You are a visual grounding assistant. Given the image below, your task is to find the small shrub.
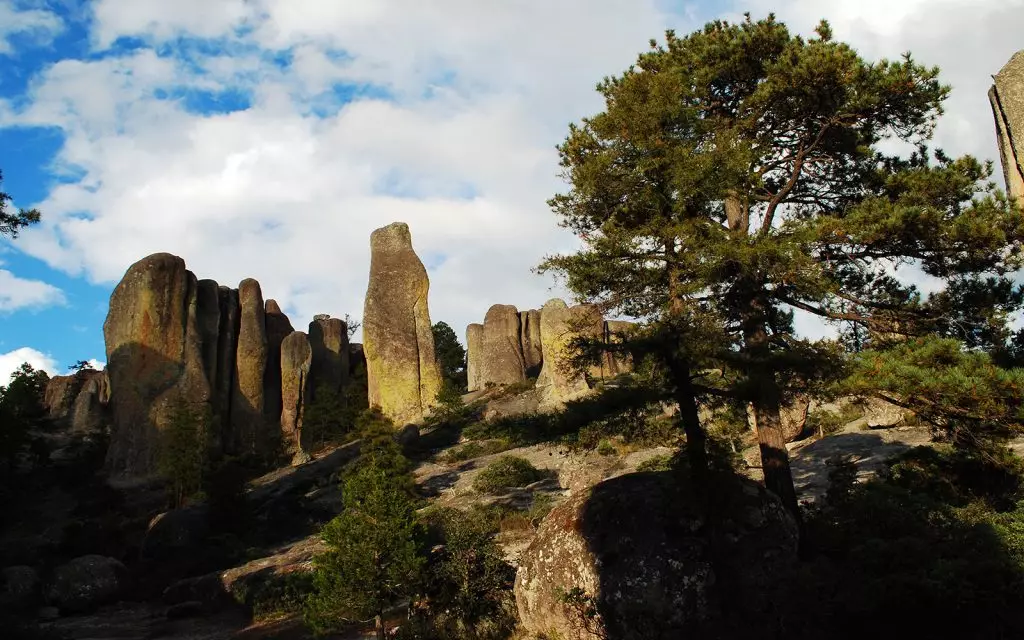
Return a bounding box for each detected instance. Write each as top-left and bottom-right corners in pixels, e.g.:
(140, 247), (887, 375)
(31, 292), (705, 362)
(473, 456), (545, 494)
(440, 439), (512, 464)
(596, 439), (616, 456)
(635, 453), (674, 473)
(807, 404), (863, 438)
(235, 570), (315, 622)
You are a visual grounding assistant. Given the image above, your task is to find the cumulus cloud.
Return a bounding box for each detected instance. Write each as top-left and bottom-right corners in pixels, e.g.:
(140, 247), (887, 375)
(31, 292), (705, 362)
(1, 0), (1022, 345)
(0, 346), (58, 384)
(0, 265), (66, 312)
(0, 1), (63, 54)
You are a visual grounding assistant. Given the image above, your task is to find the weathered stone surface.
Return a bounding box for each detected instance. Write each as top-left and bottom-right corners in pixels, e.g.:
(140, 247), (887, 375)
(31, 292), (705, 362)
(480, 304), (526, 387)
(195, 279), (221, 396)
(520, 309), (543, 376)
(280, 331), (312, 459)
(991, 50), (1024, 205)
(308, 316), (348, 400)
(47, 555), (128, 613)
(70, 370), (109, 433)
(213, 286), (240, 431)
(44, 375), (83, 423)
(231, 278), (268, 456)
(263, 299), (294, 427)
(363, 222), (443, 425)
(604, 320), (636, 375)
(864, 397), (909, 429)
(574, 304), (608, 380)
(103, 253), (211, 477)
(748, 394), (811, 443)
(348, 343), (365, 375)
(466, 323), (484, 392)
(537, 299), (592, 410)
(514, 473), (799, 640)
(1, 565), (41, 610)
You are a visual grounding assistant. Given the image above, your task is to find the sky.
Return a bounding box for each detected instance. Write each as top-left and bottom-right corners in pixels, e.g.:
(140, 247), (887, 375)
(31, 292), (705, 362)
(0, 0), (1022, 384)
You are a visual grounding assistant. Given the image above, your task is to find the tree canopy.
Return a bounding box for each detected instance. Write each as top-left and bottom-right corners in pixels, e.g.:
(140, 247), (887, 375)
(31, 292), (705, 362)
(0, 170), (41, 239)
(540, 13), (1024, 514)
(432, 321), (467, 391)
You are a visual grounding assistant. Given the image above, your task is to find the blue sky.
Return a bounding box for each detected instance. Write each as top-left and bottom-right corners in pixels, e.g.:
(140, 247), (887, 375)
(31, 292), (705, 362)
(0, 0), (1022, 383)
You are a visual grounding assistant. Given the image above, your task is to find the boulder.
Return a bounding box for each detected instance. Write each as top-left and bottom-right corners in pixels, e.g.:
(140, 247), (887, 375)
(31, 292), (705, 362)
(1, 565), (41, 610)
(231, 278), (268, 456)
(864, 397), (909, 429)
(69, 370), (109, 433)
(140, 507), (210, 562)
(103, 253), (211, 476)
(263, 299), (295, 426)
(480, 304), (526, 387)
(214, 286), (240, 431)
(466, 323), (484, 392)
(363, 222), (443, 425)
(991, 50), (1024, 205)
(520, 309), (543, 376)
(280, 331), (312, 458)
(537, 299), (592, 410)
(47, 555), (128, 613)
(308, 316), (349, 400)
(514, 473), (799, 640)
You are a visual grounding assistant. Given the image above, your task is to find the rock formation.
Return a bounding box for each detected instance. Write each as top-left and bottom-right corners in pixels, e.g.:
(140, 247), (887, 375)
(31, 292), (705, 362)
(308, 315), (348, 400)
(465, 323), (484, 392)
(537, 299), (592, 410)
(573, 304), (608, 380)
(514, 473), (798, 640)
(230, 279), (268, 456)
(280, 332), (312, 462)
(70, 370), (109, 433)
(748, 394), (810, 443)
(363, 222), (443, 425)
(520, 309), (543, 376)
(480, 304), (526, 387)
(604, 320), (636, 376)
(263, 299), (294, 426)
(195, 280), (221, 396)
(214, 286), (240, 429)
(103, 253), (211, 476)
(991, 50), (1024, 205)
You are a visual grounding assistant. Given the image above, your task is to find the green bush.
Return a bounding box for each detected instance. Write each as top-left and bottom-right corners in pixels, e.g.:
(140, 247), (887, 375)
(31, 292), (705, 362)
(472, 456), (545, 494)
(596, 439), (616, 456)
(635, 453), (674, 473)
(234, 570), (315, 622)
(440, 439), (512, 464)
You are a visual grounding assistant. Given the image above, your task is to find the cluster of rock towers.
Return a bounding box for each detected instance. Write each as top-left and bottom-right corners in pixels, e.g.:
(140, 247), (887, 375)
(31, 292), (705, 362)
(465, 301), (634, 408)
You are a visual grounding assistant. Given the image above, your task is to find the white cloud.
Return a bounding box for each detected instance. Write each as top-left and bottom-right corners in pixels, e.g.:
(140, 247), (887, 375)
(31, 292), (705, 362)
(0, 346), (58, 384)
(2, 0), (1022, 346)
(0, 0), (63, 54)
(0, 265), (66, 312)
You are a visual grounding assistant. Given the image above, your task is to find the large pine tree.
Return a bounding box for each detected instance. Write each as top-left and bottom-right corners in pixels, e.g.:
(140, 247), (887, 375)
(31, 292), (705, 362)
(541, 14), (1024, 514)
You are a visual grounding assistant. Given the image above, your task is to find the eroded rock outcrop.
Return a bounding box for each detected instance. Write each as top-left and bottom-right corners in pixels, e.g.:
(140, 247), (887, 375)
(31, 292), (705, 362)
(466, 323), (484, 392)
(231, 279), (268, 455)
(537, 299), (592, 410)
(263, 299), (294, 426)
(520, 309), (543, 376)
(280, 331), (312, 460)
(214, 286), (240, 429)
(103, 253), (211, 476)
(480, 304), (526, 387)
(70, 370), (109, 433)
(991, 50), (1024, 205)
(308, 316), (348, 400)
(363, 222), (442, 425)
(514, 473), (799, 640)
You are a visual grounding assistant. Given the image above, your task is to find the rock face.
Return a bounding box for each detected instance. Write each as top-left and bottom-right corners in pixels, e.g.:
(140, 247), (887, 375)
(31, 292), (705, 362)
(363, 222), (443, 425)
(103, 254), (211, 476)
(195, 279), (221, 397)
(520, 309), (543, 377)
(748, 394), (811, 443)
(280, 331), (313, 458)
(537, 299), (592, 410)
(480, 304), (526, 387)
(70, 370), (109, 433)
(45, 370), (106, 430)
(991, 50), (1024, 205)
(864, 397), (908, 428)
(466, 323), (484, 392)
(308, 316), (348, 399)
(263, 299), (294, 427)
(44, 375), (83, 422)
(231, 278), (268, 456)
(514, 473), (799, 640)
(47, 555), (128, 613)
(214, 286), (240, 430)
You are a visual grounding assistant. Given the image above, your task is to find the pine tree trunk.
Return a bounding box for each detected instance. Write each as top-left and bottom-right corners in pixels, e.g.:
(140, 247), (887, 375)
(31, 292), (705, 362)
(376, 612), (385, 640)
(668, 358), (708, 496)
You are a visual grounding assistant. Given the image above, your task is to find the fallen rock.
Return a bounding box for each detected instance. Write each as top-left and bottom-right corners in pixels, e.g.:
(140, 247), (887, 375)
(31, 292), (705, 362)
(514, 472), (798, 640)
(1, 565), (41, 610)
(47, 555), (128, 613)
(481, 304), (526, 387)
(363, 222), (443, 425)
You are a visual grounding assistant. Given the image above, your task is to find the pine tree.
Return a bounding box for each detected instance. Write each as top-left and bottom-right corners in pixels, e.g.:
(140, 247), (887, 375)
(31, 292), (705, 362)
(157, 396), (211, 508)
(541, 14), (1024, 514)
(0, 170), (40, 238)
(432, 321), (467, 391)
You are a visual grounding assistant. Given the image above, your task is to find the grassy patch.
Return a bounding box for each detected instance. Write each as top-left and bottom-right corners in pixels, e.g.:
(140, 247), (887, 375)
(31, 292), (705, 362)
(473, 456), (546, 494)
(439, 438), (513, 464)
(635, 453), (674, 473)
